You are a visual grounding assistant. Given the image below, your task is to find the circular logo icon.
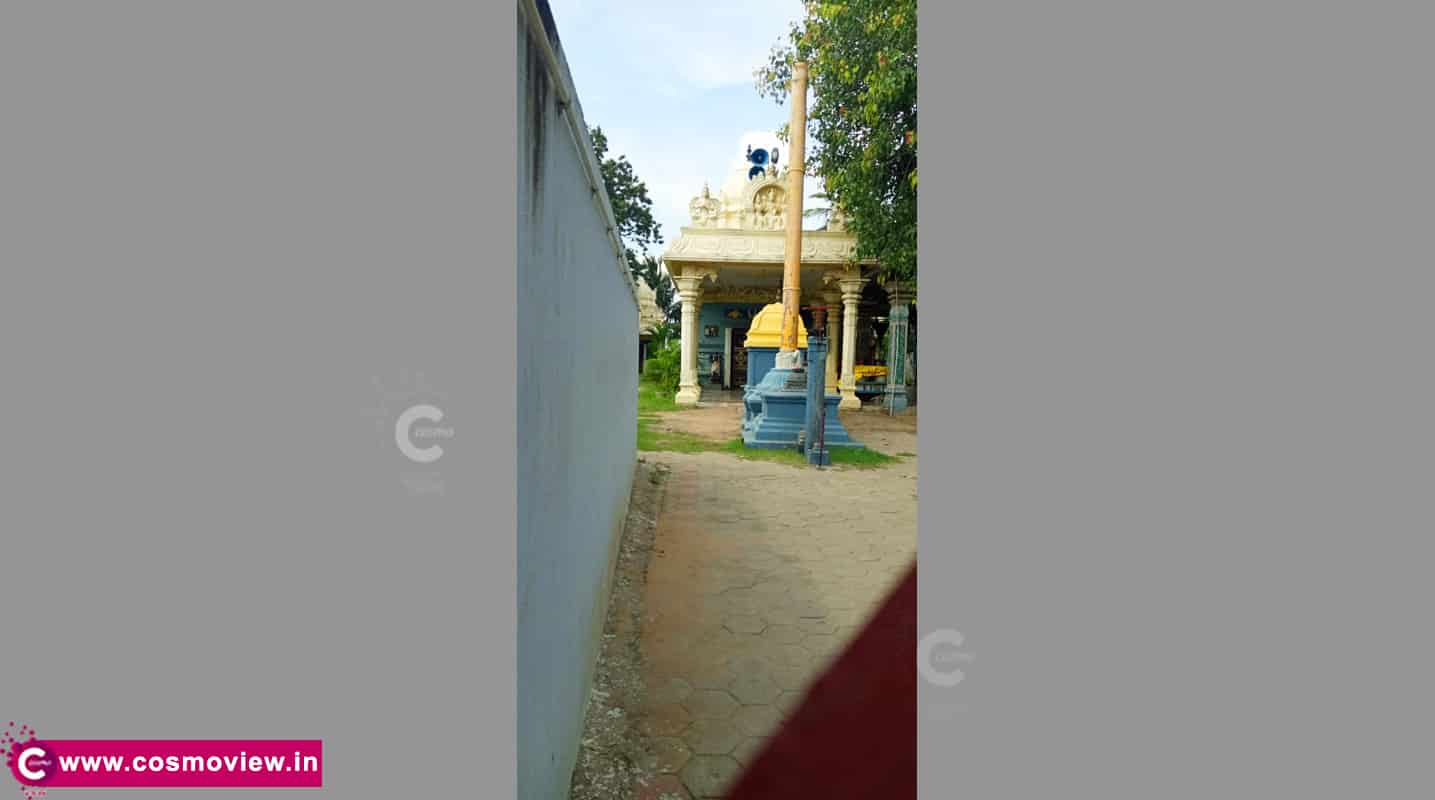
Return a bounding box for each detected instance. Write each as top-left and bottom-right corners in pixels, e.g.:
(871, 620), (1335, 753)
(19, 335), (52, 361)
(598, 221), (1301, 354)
(395, 404), (451, 463)
(917, 628), (972, 688)
(10, 741), (57, 786)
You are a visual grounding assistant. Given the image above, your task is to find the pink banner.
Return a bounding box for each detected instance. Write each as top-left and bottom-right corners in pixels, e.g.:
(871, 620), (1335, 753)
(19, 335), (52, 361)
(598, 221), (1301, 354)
(8, 740), (322, 788)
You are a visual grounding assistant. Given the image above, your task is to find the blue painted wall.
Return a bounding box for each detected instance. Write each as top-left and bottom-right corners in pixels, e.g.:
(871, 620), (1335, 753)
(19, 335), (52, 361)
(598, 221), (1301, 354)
(697, 303), (765, 387)
(517, 4), (638, 798)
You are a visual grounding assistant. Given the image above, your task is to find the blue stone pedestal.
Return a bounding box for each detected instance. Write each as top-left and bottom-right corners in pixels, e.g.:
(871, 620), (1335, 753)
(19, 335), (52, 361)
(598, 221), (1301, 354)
(741, 366), (808, 449)
(746, 345), (805, 390)
(742, 364), (861, 452)
(817, 394), (856, 447)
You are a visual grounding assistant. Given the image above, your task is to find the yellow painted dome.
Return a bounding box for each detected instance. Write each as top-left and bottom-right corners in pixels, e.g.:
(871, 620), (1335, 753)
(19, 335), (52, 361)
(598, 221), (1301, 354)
(744, 303), (808, 349)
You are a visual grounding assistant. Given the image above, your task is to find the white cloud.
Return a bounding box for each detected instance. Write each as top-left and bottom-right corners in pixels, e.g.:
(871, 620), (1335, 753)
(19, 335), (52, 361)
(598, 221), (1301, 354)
(545, 0), (827, 248)
(638, 24), (772, 90)
(552, 0), (802, 93)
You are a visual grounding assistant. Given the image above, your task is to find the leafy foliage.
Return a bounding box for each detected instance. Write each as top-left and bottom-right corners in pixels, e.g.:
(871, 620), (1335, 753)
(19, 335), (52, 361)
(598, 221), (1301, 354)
(644, 319), (678, 348)
(804, 191), (834, 225)
(591, 126), (679, 322)
(591, 127), (661, 255)
(638, 381), (681, 414)
(642, 340), (683, 396)
(757, 0), (917, 285)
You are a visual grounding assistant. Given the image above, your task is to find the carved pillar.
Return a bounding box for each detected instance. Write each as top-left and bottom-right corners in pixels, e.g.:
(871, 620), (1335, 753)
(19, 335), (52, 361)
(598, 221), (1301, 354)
(675, 275), (706, 406)
(822, 286), (843, 395)
(883, 282), (914, 413)
(692, 295), (705, 384)
(838, 275), (867, 410)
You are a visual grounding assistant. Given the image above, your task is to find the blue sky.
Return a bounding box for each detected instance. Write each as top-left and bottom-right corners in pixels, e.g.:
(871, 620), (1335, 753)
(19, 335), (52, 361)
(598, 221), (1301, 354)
(545, 0), (814, 256)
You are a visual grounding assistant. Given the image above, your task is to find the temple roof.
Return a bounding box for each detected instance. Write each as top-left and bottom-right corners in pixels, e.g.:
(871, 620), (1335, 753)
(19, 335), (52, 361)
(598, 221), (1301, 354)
(636, 279), (666, 333)
(661, 137), (875, 271)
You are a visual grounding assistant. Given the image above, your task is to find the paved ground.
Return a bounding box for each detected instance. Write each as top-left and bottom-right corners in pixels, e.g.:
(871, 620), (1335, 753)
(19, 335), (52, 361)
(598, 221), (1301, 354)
(632, 404), (917, 799)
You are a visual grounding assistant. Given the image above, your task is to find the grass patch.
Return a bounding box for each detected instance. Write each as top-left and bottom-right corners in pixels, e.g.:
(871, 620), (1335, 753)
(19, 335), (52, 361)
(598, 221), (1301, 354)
(827, 445), (901, 467)
(638, 380), (683, 414)
(716, 437), (803, 464)
(637, 414), (717, 454)
(634, 382), (902, 469)
(717, 438), (900, 468)
(637, 410), (900, 470)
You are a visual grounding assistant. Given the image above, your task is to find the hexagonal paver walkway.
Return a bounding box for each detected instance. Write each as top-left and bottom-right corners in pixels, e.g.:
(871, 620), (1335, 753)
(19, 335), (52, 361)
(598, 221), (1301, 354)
(635, 409), (917, 798)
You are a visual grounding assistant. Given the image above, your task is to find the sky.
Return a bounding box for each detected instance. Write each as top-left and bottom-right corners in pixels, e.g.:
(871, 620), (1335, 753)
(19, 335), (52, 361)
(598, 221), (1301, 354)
(545, 0), (823, 258)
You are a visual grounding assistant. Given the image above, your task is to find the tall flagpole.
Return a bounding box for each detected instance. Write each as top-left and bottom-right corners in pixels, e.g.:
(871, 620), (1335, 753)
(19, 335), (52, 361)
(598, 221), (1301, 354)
(778, 61), (808, 365)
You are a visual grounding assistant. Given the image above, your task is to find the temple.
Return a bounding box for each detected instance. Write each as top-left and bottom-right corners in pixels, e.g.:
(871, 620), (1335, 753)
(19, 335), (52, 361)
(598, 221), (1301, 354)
(635, 278), (667, 374)
(659, 140), (917, 411)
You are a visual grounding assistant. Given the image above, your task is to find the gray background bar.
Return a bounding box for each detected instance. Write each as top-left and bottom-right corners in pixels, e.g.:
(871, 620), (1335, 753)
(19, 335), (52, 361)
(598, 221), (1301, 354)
(922, 0), (1435, 796)
(1, 2), (513, 796)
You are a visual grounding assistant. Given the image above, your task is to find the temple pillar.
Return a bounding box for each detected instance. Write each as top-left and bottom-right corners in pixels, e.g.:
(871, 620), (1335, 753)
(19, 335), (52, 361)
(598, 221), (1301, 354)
(883, 282), (914, 413)
(821, 287), (843, 395)
(838, 275), (866, 410)
(675, 275), (706, 406)
(692, 296), (705, 383)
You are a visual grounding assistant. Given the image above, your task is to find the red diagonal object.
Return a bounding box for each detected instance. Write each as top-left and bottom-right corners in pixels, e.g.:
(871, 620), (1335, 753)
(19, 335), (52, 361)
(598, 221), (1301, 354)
(725, 561), (917, 799)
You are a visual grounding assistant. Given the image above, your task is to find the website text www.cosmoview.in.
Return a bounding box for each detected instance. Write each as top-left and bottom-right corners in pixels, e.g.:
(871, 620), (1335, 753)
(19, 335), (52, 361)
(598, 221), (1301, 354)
(8, 739), (322, 789)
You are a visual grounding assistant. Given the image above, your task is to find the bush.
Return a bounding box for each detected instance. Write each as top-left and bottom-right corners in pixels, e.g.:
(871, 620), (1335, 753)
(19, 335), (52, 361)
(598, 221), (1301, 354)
(643, 340), (682, 395)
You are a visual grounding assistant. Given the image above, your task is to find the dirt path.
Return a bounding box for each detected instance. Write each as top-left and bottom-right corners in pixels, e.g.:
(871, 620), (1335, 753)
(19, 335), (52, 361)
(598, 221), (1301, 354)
(572, 406), (917, 799)
(568, 459), (669, 800)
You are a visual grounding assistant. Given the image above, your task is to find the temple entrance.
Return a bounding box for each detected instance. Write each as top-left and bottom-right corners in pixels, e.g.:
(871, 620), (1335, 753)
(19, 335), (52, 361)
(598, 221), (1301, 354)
(731, 328), (749, 388)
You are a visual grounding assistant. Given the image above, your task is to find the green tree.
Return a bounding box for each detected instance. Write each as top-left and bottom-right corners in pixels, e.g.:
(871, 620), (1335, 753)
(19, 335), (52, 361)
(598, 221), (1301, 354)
(590, 126), (678, 321)
(757, 0), (917, 285)
(644, 319), (677, 349)
(642, 339), (682, 395)
(590, 126), (661, 267)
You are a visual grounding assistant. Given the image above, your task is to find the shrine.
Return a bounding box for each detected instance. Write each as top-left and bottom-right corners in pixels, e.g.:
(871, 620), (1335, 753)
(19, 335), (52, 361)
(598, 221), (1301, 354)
(659, 149), (916, 413)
